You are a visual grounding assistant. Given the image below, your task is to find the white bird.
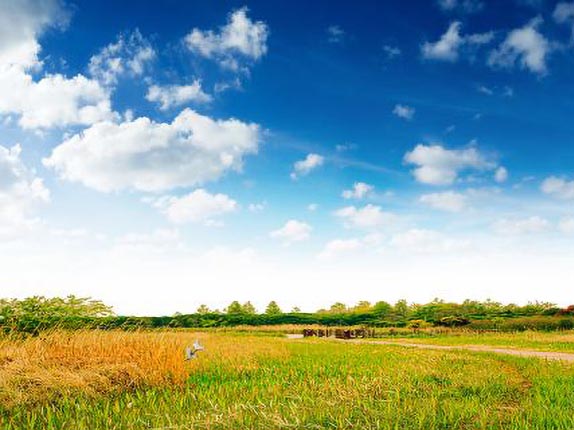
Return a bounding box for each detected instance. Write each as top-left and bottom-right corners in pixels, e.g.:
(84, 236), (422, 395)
(185, 339), (204, 360)
(193, 339), (204, 351)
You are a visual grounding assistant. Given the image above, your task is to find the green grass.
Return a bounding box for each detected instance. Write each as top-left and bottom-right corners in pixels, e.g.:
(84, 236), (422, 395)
(3, 334), (574, 429)
(381, 330), (574, 353)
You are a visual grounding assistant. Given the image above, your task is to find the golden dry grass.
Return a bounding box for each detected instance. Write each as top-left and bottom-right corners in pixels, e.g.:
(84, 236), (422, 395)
(0, 330), (289, 409)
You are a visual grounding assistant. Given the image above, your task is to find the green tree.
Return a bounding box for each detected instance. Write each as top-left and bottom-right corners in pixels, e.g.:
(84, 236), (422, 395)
(242, 301), (257, 315)
(329, 302), (348, 314)
(196, 304), (210, 314)
(353, 301), (372, 312)
(225, 301), (244, 315)
(291, 306), (301, 313)
(265, 301), (282, 315)
(373, 301), (392, 318)
(393, 299), (410, 321)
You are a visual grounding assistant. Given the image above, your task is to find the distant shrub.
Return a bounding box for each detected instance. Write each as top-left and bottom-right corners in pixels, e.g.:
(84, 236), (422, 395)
(436, 316), (471, 327)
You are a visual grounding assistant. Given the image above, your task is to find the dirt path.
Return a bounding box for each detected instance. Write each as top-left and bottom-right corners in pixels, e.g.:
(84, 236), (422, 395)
(346, 339), (574, 362)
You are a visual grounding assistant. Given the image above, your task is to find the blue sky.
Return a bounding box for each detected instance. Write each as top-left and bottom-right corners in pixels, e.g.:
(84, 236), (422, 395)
(1, 0), (574, 315)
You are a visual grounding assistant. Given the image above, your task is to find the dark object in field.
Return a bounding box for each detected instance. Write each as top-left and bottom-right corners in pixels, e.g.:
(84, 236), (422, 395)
(302, 328), (368, 339)
(185, 339), (205, 360)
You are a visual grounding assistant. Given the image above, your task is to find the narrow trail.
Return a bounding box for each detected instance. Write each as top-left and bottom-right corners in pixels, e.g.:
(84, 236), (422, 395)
(345, 339), (574, 362)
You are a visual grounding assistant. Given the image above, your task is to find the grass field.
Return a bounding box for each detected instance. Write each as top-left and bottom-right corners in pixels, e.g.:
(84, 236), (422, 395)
(2, 329), (574, 429)
(380, 330), (574, 353)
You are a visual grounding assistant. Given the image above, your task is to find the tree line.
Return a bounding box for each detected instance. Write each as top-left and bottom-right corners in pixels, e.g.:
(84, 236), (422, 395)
(2, 295), (574, 334)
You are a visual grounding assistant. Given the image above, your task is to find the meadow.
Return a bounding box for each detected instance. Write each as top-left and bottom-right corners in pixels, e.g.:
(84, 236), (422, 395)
(2, 329), (574, 429)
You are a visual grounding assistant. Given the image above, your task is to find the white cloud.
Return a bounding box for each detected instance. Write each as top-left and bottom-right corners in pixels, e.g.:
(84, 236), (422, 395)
(0, 1), (114, 129)
(0, 0), (66, 68)
(88, 30), (155, 86)
(290, 153), (324, 180)
(404, 144), (495, 185)
(488, 18), (550, 74)
(419, 191), (467, 212)
(541, 176), (574, 200)
(184, 7), (268, 72)
(559, 217), (574, 234)
(342, 182), (374, 199)
(0, 143), (49, 238)
(494, 166), (509, 183)
(334, 204), (395, 229)
(149, 189), (237, 225)
(421, 21), (493, 62)
(492, 216), (550, 235)
(392, 104), (415, 120)
(327, 25), (345, 43)
(437, 0), (484, 14)
(214, 78), (242, 93)
(146, 80), (212, 110)
(0, 68), (115, 129)
(318, 238), (362, 260)
(270, 220), (311, 244)
(44, 108), (260, 192)
(391, 229), (470, 254)
(554, 2), (574, 30)
(307, 203), (319, 211)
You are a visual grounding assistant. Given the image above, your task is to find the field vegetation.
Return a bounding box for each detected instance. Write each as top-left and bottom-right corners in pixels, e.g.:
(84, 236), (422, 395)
(3, 329), (574, 429)
(3, 296), (574, 429)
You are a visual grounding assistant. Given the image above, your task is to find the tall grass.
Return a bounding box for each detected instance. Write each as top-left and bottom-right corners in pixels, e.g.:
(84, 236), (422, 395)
(2, 330), (574, 429)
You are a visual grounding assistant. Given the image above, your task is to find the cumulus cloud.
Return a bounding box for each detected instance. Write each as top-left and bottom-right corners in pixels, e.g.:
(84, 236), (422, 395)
(334, 204), (395, 230)
(391, 229), (470, 254)
(290, 153), (324, 180)
(44, 109), (260, 192)
(419, 191), (467, 212)
(492, 216), (550, 235)
(488, 18), (550, 74)
(540, 176), (574, 200)
(0, 69), (115, 129)
(0, 0), (115, 129)
(146, 80), (212, 110)
(421, 21), (493, 62)
(184, 7), (268, 72)
(437, 0), (484, 14)
(149, 189), (237, 225)
(318, 238), (362, 260)
(0, 0), (67, 68)
(342, 182), (374, 199)
(404, 144), (495, 185)
(0, 144), (50, 238)
(88, 30), (155, 86)
(270, 220), (311, 244)
(392, 104), (415, 120)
